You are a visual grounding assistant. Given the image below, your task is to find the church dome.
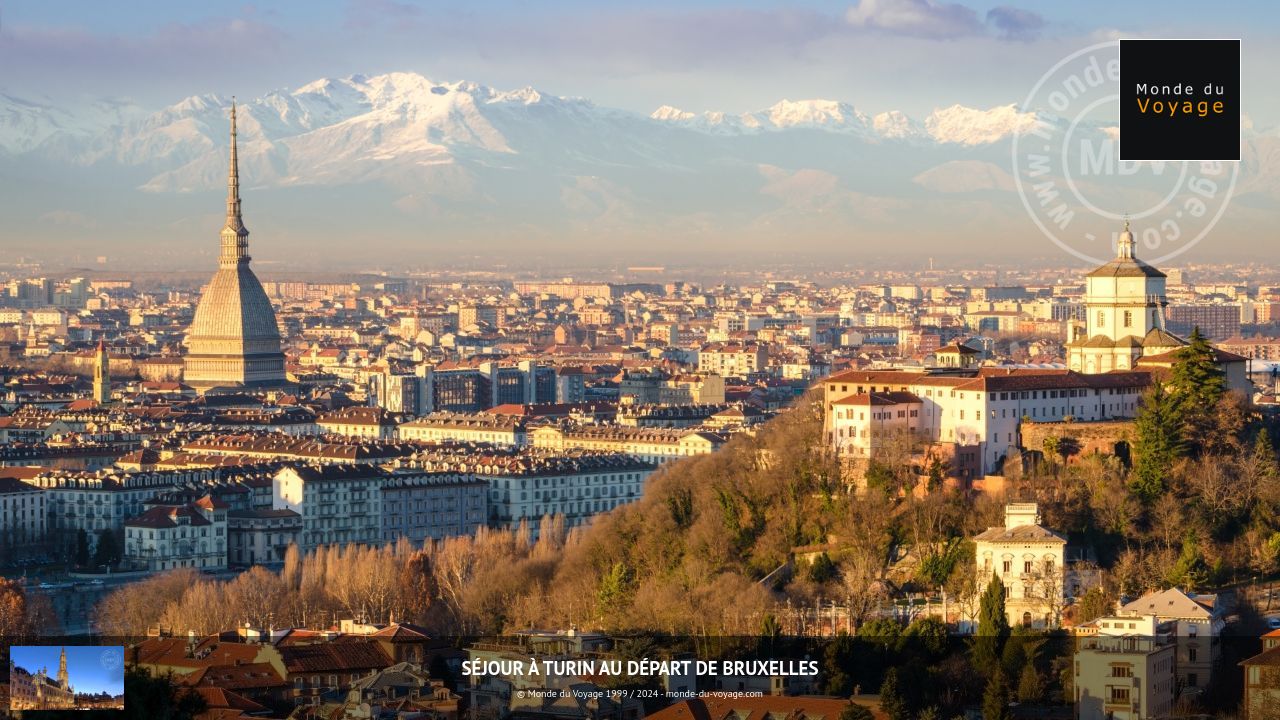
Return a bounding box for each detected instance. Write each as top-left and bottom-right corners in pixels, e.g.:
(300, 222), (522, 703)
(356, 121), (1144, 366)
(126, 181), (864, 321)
(1086, 221), (1166, 278)
(187, 264), (281, 351)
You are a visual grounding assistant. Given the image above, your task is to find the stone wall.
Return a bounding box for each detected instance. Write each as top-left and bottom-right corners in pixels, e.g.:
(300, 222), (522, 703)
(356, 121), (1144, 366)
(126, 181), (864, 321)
(1019, 419), (1135, 467)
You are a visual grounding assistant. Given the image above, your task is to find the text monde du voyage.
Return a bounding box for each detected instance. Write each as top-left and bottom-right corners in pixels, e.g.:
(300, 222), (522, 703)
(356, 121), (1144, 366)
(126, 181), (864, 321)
(1134, 82), (1229, 118)
(462, 659), (820, 678)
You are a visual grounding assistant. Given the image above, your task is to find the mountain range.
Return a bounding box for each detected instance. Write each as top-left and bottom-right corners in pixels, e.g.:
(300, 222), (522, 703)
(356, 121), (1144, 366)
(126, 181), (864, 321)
(1, 71), (1275, 267)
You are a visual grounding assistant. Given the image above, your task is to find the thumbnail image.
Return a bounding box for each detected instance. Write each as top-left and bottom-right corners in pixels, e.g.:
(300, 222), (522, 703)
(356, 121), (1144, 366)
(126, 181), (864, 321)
(7, 647), (124, 712)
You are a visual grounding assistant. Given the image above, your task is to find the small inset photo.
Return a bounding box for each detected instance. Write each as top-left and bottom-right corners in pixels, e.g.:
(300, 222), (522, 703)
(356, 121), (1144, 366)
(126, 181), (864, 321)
(8, 646), (125, 712)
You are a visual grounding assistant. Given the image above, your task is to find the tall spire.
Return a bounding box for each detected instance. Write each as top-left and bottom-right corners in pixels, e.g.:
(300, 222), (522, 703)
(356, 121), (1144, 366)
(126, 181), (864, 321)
(219, 97), (250, 268)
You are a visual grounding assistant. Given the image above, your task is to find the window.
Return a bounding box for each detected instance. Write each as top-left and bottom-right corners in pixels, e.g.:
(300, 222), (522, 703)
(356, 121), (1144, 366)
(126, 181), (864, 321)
(1002, 560), (1011, 573)
(1109, 687), (1130, 703)
(1111, 665), (1132, 678)
(1097, 310), (1105, 326)
(1123, 310), (1133, 327)
(1188, 647), (1198, 662)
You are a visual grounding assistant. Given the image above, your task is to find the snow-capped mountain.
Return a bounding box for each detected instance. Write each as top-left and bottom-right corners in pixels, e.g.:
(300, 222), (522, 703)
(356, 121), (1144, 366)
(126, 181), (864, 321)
(0, 71), (1272, 264)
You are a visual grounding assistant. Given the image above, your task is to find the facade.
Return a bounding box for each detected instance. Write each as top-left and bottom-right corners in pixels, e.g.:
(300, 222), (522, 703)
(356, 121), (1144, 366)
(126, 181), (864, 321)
(1066, 221), (1184, 374)
(397, 413), (528, 446)
(316, 407), (399, 440)
(1074, 614), (1177, 720)
(973, 503), (1067, 629)
(698, 342), (767, 378)
(227, 508), (303, 566)
(0, 476), (46, 549)
(1120, 587), (1224, 693)
(380, 471), (488, 544)
(479, 453), (654, 536)
(529, 425), (726, 465)
(124, 495), (229, 571)
(824, 367), (1149, 477)
(183, 102), (287, 391)
(273, 464), (385, 551)
(1240, 629), (1280, 720)
(9, 649), (75, 710)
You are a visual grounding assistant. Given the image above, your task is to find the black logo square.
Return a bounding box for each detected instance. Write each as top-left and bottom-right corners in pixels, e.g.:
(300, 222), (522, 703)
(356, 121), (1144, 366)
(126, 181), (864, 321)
(1120, 39), (1240, 161)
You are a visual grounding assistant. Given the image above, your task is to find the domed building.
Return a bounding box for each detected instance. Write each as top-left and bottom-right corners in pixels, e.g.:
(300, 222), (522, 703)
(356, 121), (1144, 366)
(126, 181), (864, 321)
(1066, 221), (1186, 374)
(184, 102), (287, 392)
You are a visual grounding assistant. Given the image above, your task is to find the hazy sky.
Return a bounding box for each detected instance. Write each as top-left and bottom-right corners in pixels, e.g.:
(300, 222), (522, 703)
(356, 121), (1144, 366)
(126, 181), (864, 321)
(2, 0), (1278, 270)
(3, 0), (1278, 121)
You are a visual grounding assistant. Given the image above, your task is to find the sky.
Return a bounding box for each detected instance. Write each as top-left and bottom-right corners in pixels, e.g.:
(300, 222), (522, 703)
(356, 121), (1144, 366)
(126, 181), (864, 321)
(1, 0), (1279, 269)
(8, 645), (124, 696)
(3, 0), (1277, 120)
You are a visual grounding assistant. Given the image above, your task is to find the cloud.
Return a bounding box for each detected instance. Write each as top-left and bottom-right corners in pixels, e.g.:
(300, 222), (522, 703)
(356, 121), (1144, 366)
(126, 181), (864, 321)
(985, 6), (1045, 41)
(845, 0), (983, 40)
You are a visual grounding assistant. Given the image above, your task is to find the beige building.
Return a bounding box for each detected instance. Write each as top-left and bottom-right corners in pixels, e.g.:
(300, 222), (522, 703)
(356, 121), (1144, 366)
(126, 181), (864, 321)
(124, 495), (229, 572)
(1240, 629), (1280, 720)
(1120, 587), (1224, 693)
(1066, 222), (1183, 374)
(398, 412), (528, 446)
(529, 425), (725, 465)
(973, 503), (1066, 629)
(1074, 614), (1176, 720)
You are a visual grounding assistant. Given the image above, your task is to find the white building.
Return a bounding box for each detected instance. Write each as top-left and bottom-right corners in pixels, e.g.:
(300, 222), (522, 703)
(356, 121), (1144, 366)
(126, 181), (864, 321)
(273, 464), (384, 551)
(529, 425), (725, 465)
(973, 503), (1067, 629)
(824, 368), (1148, 478)
(480, 454), (655, 537)
(1120, 588), (1224, 693)
(698, 342), (767, 378)
(124, 495), (228, 572)
(398, 413), (528, 447)
(1074, 614), (1176, 720)
(0, 477), (46, 549)
(381, 471), (487, 544)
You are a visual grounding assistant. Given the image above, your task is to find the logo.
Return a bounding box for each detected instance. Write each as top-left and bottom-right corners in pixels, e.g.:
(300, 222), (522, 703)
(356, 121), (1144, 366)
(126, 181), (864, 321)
(100, 646), (123, 671)
(1012, 40), (1238, 265)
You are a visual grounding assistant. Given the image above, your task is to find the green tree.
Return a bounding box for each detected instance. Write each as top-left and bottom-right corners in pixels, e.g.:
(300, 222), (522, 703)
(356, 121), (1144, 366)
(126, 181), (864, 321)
(839, 705), (875, 720)
(879, 668), (910, 720)
(1166, 532), (1209, 591)
(982, 670), (1011, 720)
(596, 562), (633, 615)
(94, 530), (120, 567)
(1042, 436), (1060, 470)
(1017, 664), (1043, 703)
(808, 552), (837, 584)
(1131, 381), (1185, 503)
(975, 572), (1010, 671)
(1074, 586), (1115, 625)
(1168, 327), (1227, 454)
(74, 529), (90, 567)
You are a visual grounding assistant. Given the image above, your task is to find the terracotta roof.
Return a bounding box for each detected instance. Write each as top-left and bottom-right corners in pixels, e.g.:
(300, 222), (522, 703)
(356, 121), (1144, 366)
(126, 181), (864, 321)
(279, 641), (391, 673)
